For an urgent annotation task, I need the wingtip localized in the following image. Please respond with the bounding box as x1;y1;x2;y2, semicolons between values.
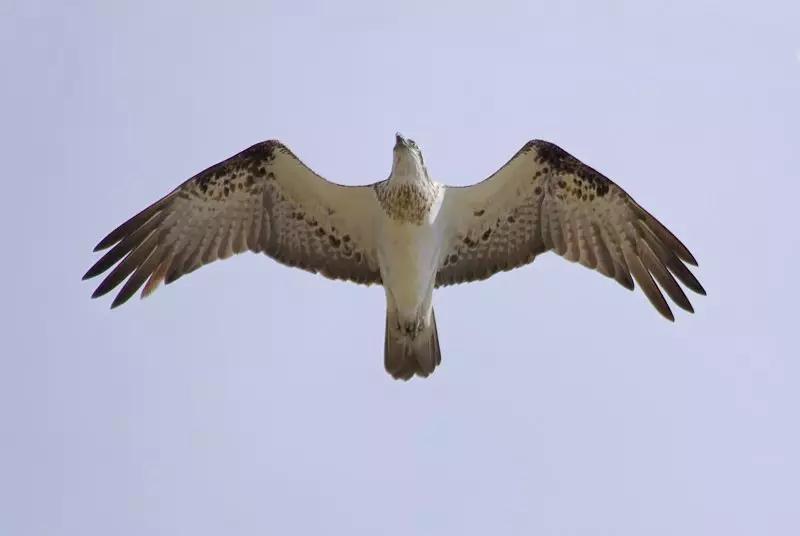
93;236;117;252
83;261;108;281
695;284;707;297
90;287;106;300
658;304;676;322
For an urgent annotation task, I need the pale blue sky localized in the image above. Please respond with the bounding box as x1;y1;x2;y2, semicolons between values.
2;1;799;534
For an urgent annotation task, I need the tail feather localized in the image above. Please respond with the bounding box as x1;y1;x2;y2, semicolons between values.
384;308;441;381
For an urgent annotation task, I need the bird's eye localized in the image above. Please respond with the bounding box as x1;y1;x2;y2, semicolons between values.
408;139;417;148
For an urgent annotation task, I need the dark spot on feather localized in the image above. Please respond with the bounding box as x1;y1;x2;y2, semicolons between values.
342;235;351;243
531;139;610;197
449;254;459;264
474;209;485;217
507;215;516;223
196;175;212;194
329;236;341;248
354;252;363;263
482;229;492;241
315;228;326;237
463;236;476;248
188;140;288;196
307;219;318;227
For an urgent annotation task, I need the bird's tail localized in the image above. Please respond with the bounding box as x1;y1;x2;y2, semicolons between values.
384;307;441;380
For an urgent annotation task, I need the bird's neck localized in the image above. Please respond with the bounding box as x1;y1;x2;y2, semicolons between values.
388;167;431;190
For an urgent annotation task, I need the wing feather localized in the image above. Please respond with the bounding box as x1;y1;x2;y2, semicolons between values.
623;241;673;320
540;199;555;251
637;233;692;313
591;222;615;278
437;139;705;319
575;214;596;269
551;206;568;256
84;140;382;307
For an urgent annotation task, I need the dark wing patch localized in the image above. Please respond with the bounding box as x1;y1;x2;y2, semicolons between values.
84;141;381;308
436;139;705;321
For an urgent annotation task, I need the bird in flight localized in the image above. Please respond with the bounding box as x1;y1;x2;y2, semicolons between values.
84;133;706;380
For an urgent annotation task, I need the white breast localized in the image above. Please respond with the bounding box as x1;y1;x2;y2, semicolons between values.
377;216;444;320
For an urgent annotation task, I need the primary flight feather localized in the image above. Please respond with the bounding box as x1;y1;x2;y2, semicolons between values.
84;134;706;380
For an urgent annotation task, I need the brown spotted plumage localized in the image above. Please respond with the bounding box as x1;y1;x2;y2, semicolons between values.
84;140;382;309
437;139;705;321
373;179;442;225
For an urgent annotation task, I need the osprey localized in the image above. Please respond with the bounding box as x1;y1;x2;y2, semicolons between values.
84;134;706;380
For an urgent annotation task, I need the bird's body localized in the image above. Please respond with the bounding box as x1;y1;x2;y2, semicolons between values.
378;215;443;378
377;210;440;328
84;133;706;380
373;136;448;376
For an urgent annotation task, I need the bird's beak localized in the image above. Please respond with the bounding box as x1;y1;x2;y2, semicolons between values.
395;132;408;149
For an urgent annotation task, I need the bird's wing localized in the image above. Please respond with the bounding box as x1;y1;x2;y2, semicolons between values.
436;139;705;321
84;140;382;308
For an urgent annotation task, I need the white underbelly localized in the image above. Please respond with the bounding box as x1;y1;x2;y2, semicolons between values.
378;221;441;318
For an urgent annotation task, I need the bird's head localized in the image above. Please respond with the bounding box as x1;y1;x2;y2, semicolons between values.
390;132;427;181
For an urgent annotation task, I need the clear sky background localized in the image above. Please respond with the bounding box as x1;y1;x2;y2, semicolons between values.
2;1;799;534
